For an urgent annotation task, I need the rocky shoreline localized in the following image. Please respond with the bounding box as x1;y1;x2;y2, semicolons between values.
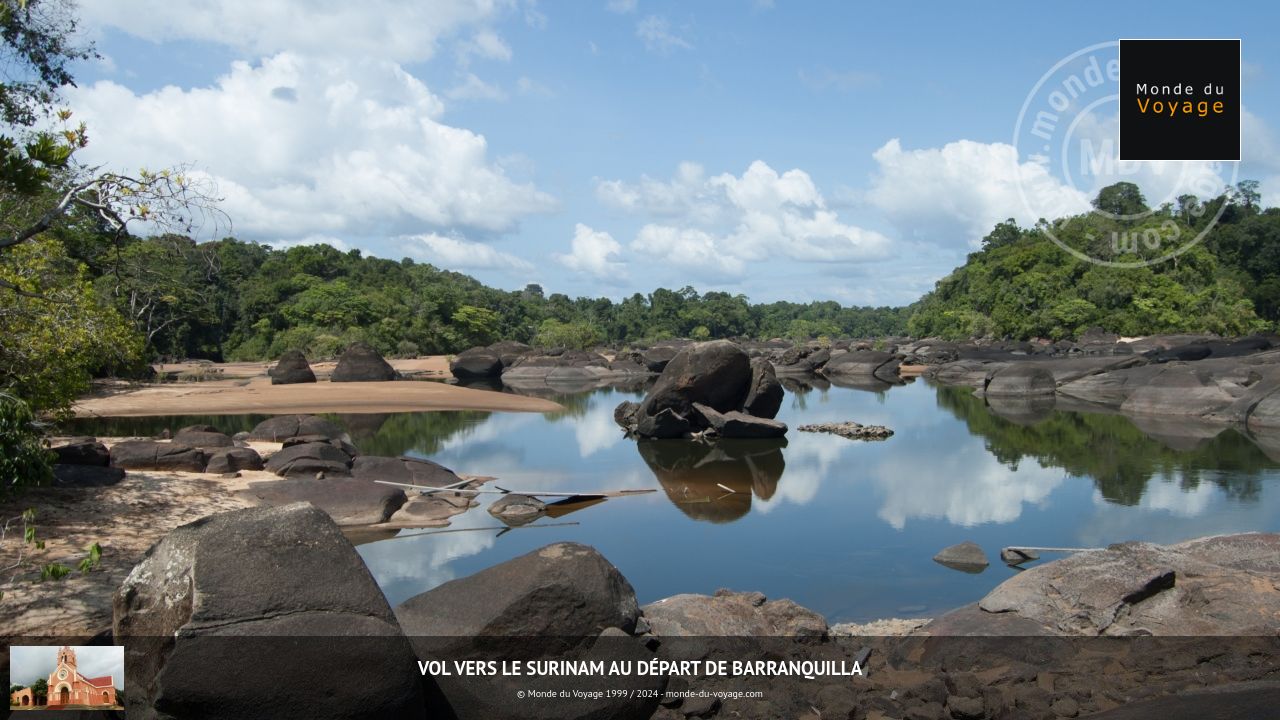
36;498;1280;719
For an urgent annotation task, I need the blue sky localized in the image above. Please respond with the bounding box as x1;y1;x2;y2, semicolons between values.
66;2;1280;306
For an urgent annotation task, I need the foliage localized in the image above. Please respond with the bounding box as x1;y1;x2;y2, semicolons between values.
906;182;1275;340
0;396;52;495
0;237;143;415
30;678;46;704
533;318;604;350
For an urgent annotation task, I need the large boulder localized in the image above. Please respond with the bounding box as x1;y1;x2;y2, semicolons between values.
641;345;678;373
641;589;827;637
974;533;1280;636
241;478;407;525
1057;363;1168;408
821;350;900;382
247;414;346;442
331;342;398;382
109;441;209;472
450;346;503;380
52;464;126;487
350;455;463;488
172;426;235;448
396;542;640;656
1247;385;1280;431
1120;366;1237;418
742;358;784;419
622;340;753;438
113;503;424;718
267;349;317;385
204;447;264;474
488;340;532;368
983;363;1056;397
51;437;110;466
264;441;354;478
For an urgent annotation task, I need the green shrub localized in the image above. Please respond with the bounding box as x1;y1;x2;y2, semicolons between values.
0;395;53;496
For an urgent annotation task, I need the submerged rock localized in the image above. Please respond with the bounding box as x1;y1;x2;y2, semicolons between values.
487;493;547;525
797;422;893;441
933;541;989;573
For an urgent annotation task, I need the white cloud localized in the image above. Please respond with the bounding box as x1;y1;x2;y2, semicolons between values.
447;72;508;101
556;223;625;277
68;53;555;243
600;160;892;279
636;15;692;54
405;233;534;273
456;28;513;65
80;0;512;63
867;138;1091;248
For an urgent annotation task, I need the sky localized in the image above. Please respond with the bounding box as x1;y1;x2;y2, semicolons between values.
60;1;1280;307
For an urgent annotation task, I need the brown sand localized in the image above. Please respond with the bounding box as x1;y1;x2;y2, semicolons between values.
74;376;561;417
0;438;492;637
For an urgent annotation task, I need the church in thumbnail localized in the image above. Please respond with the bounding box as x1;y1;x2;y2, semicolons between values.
9;646;118;709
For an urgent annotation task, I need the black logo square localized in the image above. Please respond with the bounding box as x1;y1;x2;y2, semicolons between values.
1119;39;1240;161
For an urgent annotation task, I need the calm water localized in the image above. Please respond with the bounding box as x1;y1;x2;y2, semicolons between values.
69;380;1280;623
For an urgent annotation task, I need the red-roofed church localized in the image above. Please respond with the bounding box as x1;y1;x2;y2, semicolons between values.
43;646;117;708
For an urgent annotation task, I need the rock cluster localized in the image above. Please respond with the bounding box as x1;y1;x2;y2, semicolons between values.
797;421;894;441
615;340;787;439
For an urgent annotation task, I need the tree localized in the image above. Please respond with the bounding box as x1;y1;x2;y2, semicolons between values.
30;678;46;705
1092;182;1148;217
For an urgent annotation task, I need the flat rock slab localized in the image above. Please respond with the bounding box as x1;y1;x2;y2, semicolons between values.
241;478;407;525
350;455;462;487
109;441;209;472
641;589;828;637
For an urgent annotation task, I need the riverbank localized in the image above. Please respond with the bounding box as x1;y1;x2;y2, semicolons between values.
73;356;564;417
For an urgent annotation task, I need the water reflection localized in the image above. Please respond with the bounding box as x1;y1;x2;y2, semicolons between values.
637;439;787;523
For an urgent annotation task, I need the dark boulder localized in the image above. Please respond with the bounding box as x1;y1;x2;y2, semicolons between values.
172;428;234;448
984;364;1056;397
350;455;463;488
642;345;678;373
109;441;209;473
204;447;264;474
613;400;641;431
821;350;898;378
282;434;360;458
52;464;126;488
488;340;533;368
247;415;346;442
51;438;110;467
113;503;424;718
450;346;503;380
264;441;355;477
267;349;317;385
933;541;990;573
396;542;641;655
635;407;693;439
639;340;752;422
241;478;407;525
331;342;398;382
742;358;784;419
1153;341;1214;363
693;403;787;439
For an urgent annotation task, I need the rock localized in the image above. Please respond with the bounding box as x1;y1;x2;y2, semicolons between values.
113;503;424;718
1079;681;1280;719
693;403;787;439
172;428;234;448
282;434;360;457
109;441;209;472
51;438;110;466
264;441;355;477
488;340;532;368
267;349;317;385
614;400;641;431
396;542;640;658
821;350;900;380
641;589;828;637
247;414;346;442
1056;364;1167;408
976;534;1280;635
350;455;462;488
641;340;753;421
331;342;398;382
1120;366;1237;417
204;447;264;474
947;694;985;720
1051;696;1080;717
797;422;893;441
984;363;1056;397
742;358;784;419
1153;342;1214;363
642;346;679;373
1000;547;1040;565
933;541;989;573
487;493;547;525
680;694;720;718
639;439;786;523
52;464;126;487
636;407;694;439
242;478;407;525
450;346;503;380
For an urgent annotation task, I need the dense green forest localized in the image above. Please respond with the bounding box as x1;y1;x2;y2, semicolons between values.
908;181;1278;340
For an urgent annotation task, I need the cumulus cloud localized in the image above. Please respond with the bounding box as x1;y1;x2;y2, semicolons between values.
867;138;1091;248
556;223;625;277
67;53;555;243
636;15;692;54
405;233;533;273
79;0;511;63
447;72;508;101
599;160;891;279
456;28;513;65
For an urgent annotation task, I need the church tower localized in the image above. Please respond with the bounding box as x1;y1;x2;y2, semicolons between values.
56;646;78;671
